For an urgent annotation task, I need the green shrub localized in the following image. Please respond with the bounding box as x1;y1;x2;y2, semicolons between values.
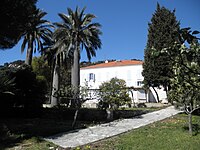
0;63;46;115
97;78;131;110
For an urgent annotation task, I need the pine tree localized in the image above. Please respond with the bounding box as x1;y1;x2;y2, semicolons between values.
142;3;180;94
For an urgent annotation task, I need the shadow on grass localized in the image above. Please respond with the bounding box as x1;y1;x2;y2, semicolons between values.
183;124;200;136
0;117;87;149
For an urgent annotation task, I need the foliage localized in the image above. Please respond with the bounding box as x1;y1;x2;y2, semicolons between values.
0;63;46;109
0;67;15;108
53;6;102;61
142;3;180;92
0;0;37;49
59;61;72;93
97;78;131;110
80;59;117;68
168;43;200;108
168;42;200;134
153;27;200;134
0;69;15;95
56;81;91;128
32;56;51;94
32;56;51;79
56;82;90;107
21;8;53;65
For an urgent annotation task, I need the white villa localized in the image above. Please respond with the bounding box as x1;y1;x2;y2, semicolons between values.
80;60;167;107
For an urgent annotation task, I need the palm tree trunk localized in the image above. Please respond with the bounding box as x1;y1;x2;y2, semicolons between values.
25;42;33;65
71;46;80;90
71;41;81;128
51;61;60;107
71;41;80;107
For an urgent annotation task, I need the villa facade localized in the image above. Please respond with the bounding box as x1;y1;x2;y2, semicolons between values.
80;60;167;107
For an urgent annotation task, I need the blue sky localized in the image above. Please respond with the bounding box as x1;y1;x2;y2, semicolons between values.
1;0;200;65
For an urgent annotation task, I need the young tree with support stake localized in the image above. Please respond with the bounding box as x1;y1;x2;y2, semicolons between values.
153;28;200;135
98;78;131;121
169;31;200;135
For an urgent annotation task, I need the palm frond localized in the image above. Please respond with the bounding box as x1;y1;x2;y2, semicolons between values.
20;8;53;65
54;6;102;62
82;14;96;26
58;13;72;27
79;6;86;21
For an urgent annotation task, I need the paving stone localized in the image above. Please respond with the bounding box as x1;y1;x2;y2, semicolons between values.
44;106;182;148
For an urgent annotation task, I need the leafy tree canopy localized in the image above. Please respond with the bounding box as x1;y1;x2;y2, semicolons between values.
98;78;131;110
32;56;51;83
169;30;200;134
152;27;200;134
0;0;37;49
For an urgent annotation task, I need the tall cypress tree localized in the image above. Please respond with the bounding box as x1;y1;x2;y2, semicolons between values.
142;3;180;95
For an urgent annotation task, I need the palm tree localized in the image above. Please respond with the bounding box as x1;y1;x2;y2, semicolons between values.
54;7;102;104
21;8;53;65
43;39;69;107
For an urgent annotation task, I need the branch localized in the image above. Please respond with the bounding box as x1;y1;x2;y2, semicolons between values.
185;76;200;89
191;106;200;114
181;62;200;75
2;91;15;95
184;104;190;115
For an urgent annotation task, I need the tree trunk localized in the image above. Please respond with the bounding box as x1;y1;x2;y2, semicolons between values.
152;87;160;103
188;112;192;135
71;42;80;107
51;62;60;107
106;109;114;121
71;46;80;89
25;42;33;65
72;109;79;129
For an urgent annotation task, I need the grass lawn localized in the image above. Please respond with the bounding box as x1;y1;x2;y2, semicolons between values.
85;113;200;150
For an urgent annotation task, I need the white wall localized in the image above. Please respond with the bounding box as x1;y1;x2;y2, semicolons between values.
80;63;167;104
80;64;143;88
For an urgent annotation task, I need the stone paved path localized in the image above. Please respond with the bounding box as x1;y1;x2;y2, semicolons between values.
45;106;182;148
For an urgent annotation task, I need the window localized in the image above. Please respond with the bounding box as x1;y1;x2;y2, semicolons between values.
89;73;95;81
137;81;143;87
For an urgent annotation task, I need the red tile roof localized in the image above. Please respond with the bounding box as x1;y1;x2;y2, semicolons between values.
81;60;143;69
